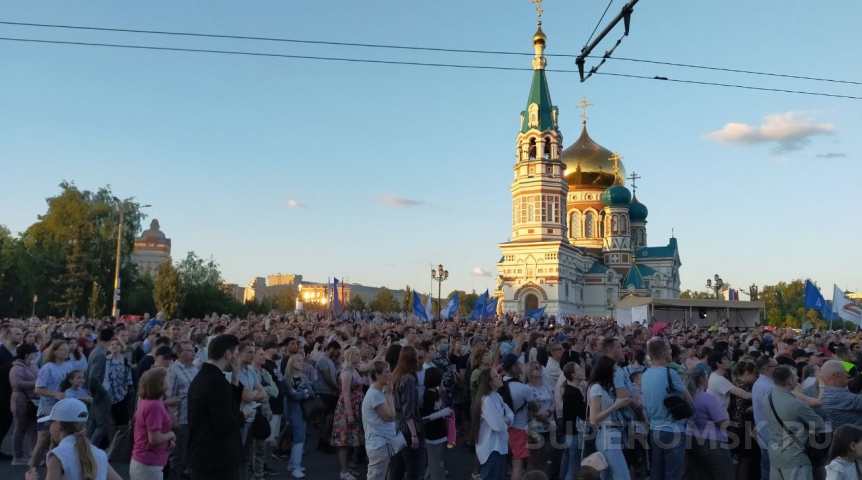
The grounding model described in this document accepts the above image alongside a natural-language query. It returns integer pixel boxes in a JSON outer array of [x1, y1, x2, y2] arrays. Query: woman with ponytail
[[25, 398, 121, 480]]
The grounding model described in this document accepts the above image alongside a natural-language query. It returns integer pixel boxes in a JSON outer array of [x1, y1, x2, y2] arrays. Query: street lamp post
[[111, 199, 151, 318], [706, 274, 724, 299], [431, 264, 448, 321]]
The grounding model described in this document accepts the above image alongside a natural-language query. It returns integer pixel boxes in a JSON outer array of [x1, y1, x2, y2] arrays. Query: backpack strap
[[767, 393, 806, 450], [504, 378, 527, 415]]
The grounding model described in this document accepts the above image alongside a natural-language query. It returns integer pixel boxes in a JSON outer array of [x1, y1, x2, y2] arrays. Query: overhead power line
[[0, 36, 860, 101], [0, 21, 859, 86]]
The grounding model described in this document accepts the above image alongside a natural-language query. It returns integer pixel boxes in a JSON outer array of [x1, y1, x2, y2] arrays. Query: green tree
[[403, 285, 413, 313], [369, 287, 398, 313], [760, 279, 823, 327], [7, 182, 146, 317], [122, 270, 156, 316], [87, 281, 105, 318], [153, 259, 181, 318], [347, 294, 367, 312], [176, 252, 235, 318]]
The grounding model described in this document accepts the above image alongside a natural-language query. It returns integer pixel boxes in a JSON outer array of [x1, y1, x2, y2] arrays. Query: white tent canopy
[[616, 297, 765, 329]]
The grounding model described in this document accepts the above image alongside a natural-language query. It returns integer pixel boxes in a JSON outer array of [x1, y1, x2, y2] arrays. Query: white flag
[[833, 285, 862, 325]]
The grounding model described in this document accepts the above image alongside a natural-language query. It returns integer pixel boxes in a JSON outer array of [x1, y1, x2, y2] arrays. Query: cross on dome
[[532, 0, 544, 23], [628, 171, 641, 193], [608, 151, 623, 178], [576, 97, 593, 125]]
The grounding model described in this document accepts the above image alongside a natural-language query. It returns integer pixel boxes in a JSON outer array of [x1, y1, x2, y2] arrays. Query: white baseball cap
[[37, 398, 89, 423]]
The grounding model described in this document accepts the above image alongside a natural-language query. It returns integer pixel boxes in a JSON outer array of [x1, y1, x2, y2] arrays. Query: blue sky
[[1, 0, 860, 299]]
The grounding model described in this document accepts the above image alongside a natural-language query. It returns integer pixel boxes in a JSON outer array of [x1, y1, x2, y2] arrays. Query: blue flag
[[471, 290, 489, 321], [803, 280, 828, 313], [413, 291, 429, 322], [333, 278, 341, 313], [483, 297, 499, 319], [442, 293, 459, 320], [525, 305, 546, 320]]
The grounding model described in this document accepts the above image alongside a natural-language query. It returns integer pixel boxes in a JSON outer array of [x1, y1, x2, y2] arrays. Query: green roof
[[636, 263, 658, 277], [585, 261, 608, 275], [622, 264, 648, 290], [520, 69, 558, 134], [634, 237, 679, 259]]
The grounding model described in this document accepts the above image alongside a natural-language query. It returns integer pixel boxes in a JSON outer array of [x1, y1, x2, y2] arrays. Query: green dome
[[629, 195, 649, 222], [601, 184, 631, 207]]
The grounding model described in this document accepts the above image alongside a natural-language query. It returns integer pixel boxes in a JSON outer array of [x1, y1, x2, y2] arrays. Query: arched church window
[[621, 216, 627, 233], [570, 211, 580, 238], [585, 212, 594, 238], [543, 137, 552, 159], [611, 215, 618, 233], [529, 138, 537, 160], [598, 211, 606, 237]]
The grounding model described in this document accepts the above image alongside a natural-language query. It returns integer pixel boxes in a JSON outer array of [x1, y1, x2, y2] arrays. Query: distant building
[[244, 277, 267, 303], [222, 283, 245, 302], [131, 219, 172, 278], [268, 274, 302, 286]]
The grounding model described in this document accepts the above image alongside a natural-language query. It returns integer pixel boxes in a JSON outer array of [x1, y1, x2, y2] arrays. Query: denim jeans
[[650, 429, 685, 480], [761, 448, 771, 480], [561, 434, 582, 480], [481, 451, 506, 480], [596, 429, 630, 480]]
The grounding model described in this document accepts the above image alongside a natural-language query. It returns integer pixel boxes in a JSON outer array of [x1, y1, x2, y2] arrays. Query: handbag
[[663, 367, 694, 420], [300, 396, 325, 420], [107, 419, 135, 463], [768, 393, 827, 467], [581, 452, 609, 471], [250, 410, 271, 440], [386, 430, 408, 457]]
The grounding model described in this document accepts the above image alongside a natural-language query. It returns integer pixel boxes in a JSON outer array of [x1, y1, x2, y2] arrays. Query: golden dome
[[562, 125, 626, 189], [533, 24, 547, 45]]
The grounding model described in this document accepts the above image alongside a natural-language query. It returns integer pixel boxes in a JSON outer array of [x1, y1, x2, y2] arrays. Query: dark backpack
[[499, 377, 526, 415]]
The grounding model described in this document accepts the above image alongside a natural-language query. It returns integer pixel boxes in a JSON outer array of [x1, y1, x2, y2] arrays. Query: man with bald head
[[821, 359, 862, 430]]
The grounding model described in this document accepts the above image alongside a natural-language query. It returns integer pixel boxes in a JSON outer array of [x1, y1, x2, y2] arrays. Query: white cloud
[[471, 267, 492, 277], [378, 195, 424, 208], [816, 152, 847, 159], [285, 199, 308, 209], [704, 112, 834, 153]]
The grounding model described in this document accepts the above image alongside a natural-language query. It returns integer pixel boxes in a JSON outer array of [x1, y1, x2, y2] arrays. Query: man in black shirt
[[187, 334, 253, 480], [262, 342, 288, 460]]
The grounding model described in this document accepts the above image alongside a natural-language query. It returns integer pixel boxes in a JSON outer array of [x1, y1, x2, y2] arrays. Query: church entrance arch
[[524, 294, 539, 311]]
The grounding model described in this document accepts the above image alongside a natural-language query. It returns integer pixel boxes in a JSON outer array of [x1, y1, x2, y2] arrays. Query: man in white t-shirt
[[500, 353, 539, 480], [706, 351, 751, 410]]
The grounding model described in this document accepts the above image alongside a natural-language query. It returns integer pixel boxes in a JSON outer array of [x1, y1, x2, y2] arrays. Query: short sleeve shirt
[[133, 399, 173, 466], [642, 366, 687, 433], [362, 386, 396, 450], [36, 362, 73, 416], [588, 383, 619, 428], [504, 378, 536, 430], [707, 372, 734, 410], [314, 356, 337, 395]]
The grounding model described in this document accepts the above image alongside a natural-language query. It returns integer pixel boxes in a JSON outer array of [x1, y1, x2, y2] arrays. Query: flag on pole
[[525, 305, 547, 320], [425, 295, 433, 321], [803, 280, 828, 313], [413, 291, 429, 322], [333, 278, 341, 313], [441, 293, 459, 320], [833, 285, 862, 325], [471, 290, 489, 321], [483, 297, 499, 319]]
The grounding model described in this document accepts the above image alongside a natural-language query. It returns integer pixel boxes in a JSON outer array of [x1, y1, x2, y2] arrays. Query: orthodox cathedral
[[497, 15, 681, 317]]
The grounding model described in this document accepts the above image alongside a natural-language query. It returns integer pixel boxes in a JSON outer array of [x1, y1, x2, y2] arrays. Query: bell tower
[[510, 1, 568, 244], [601, 153, 633, 272]]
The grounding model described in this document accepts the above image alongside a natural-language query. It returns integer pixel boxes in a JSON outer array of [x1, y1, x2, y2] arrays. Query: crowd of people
[[2, 311, 862, 480]]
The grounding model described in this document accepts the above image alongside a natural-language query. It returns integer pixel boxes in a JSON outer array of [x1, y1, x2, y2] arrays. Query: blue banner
[[413, 291, 429, 322], [471, 289, 489, 321], [803, 280, 828, 313], [525, 305, 546, 320]]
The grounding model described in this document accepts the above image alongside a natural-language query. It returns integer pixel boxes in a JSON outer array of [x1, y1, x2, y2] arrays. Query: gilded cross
[[576, 97, 593, 124], [532, 0, 544, 21], [627, 171, 641, 193], [608, 151, 623, 177]]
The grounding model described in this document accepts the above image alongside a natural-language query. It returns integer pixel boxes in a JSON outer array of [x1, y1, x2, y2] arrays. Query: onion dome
[[601, 184, 632, 207], [628, 195, 649, 222], [562, 125, 626, 189], [533, 25, 547, 45]]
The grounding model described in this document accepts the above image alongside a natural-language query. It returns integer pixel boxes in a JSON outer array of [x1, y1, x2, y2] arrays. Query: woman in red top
[[131, 367, 175, 480]]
